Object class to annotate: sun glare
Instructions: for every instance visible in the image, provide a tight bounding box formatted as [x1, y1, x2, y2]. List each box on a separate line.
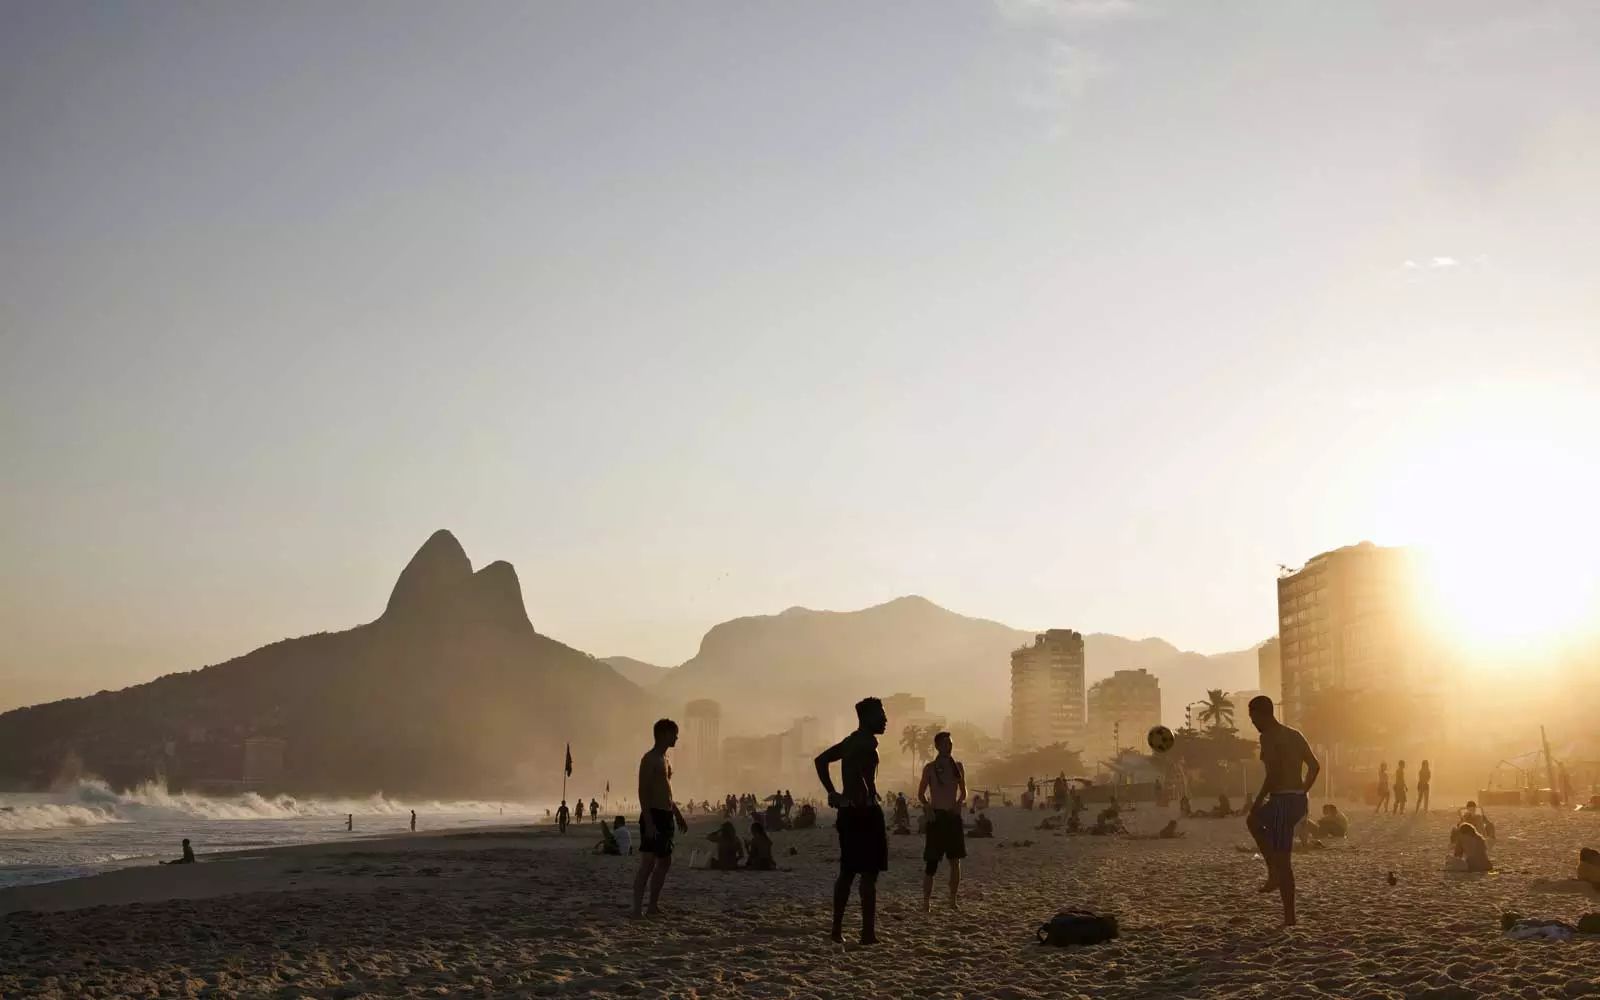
[1368, 392, 1600, 654]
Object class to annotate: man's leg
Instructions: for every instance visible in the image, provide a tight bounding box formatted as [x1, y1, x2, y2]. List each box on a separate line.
[1246, 808, 1276, 890]
[646, 853, 671, 913]
[922, 861, 936, 912]
[948, 858, 961, 909]
[859, 872, 879, 944]
[631, 854, 657, 917]
[1268, 849, 1296, 925]
[831, 870, 854, 941]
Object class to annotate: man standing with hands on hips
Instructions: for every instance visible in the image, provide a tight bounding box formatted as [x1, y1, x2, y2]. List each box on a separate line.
[917, 730, 967, 912]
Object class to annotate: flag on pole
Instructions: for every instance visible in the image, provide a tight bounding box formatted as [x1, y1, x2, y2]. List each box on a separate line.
[564, 743, 573, 778]
[605, 780, 610, 795]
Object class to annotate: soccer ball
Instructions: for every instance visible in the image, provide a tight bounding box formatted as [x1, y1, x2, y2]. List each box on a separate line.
[1147, 725, 1176, 754]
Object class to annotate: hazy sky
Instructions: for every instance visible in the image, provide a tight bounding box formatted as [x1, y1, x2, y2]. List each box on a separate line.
[4, 1, 1599, 709]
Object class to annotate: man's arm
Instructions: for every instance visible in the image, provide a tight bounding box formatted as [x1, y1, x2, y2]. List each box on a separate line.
[638, 755, 656, 834]
[956, 762, 967, 808]
[916, 763, 932, 807]
[1298, 732, 1321, 793]
[814, 734, 854, 804]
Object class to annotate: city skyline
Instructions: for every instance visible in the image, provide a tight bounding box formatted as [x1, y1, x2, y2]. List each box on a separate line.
[5, 1, 1599, 706]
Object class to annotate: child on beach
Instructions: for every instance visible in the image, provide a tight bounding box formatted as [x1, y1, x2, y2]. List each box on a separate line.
[1450, 823, 1492, 872]
[707, 821, 744, 870]
[746, 820, 776, 871]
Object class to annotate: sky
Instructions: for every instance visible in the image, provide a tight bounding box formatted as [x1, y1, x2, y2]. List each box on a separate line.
[3, 0, 1599, 710]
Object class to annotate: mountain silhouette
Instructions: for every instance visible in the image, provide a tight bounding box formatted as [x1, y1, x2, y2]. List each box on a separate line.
[651, 596, 1261, 734]
[602, 656, 672, 688]
[0, 531, 652, 797]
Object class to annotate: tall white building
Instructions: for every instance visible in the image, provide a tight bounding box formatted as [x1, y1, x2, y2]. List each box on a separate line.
[680, 699, 722, 796]
[1009, 630, 1086, 750]
[1085, 669, 1161, 764]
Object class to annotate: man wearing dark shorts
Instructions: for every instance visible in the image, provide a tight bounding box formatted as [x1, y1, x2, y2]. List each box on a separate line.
[1246, 695, 1320, 926]
[917, 730, 967, 912]
[632, 718, 688, 918]
[815, 696, 889, 945]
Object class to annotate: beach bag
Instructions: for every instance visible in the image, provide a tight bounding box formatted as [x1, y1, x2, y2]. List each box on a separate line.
[1037, 909, 1119, 947]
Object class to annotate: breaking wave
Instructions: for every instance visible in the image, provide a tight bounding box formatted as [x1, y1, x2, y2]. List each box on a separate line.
[0, 780, 524, 832]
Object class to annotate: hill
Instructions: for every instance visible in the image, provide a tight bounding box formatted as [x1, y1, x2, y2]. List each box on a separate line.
[0, 531, 654, 798]
[650, 596, 1263, 734]
[602, 656, 673, 688]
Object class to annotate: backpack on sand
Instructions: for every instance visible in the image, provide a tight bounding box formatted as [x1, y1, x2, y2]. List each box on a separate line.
[1037, 909, 1119, 947]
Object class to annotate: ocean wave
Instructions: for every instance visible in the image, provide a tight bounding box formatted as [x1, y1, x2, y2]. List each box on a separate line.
[0, 780, 528, 828]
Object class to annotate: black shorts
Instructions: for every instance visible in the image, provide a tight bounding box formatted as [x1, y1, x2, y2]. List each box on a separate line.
[836, 805, 888, 874]
[639, 809, 676, 857]
[923, 810, 966, 872]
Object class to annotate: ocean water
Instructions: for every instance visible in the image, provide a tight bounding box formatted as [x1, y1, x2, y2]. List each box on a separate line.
[0, 780, 550, 889]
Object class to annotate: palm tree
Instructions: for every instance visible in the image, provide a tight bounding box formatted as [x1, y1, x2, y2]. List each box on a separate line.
[900, 725, 930, 782]
[1197, 689, 1236, 732]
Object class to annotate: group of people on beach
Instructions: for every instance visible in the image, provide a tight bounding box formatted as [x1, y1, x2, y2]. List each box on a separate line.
[1373, 758, 1432, 814]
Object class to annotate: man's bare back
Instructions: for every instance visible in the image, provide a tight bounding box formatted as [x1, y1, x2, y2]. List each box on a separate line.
[1259, 723, 1315, 794]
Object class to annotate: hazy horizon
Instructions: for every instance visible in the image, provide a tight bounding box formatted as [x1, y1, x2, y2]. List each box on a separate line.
[5, 1, 1599, 707]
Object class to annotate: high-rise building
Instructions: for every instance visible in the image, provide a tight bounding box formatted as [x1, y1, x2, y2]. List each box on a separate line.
[1085, 669, 1161, 764]
[1009, 629, 1086, 750]
[1257, 636, 1281, 704]
[680, 699, 722, 795]
[1276, 542, 1438, 727]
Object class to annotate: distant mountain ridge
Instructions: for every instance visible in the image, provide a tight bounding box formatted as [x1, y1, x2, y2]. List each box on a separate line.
[602, 656, 672, 688]
[650, 595, 1262, 734]
[0, 531, 653, 797]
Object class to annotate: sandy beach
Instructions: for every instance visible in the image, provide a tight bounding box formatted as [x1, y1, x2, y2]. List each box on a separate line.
[2, 803, 1596, 999]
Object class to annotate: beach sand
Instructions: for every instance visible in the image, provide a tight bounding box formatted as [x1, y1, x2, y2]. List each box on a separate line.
[2, 804, 1596, 999]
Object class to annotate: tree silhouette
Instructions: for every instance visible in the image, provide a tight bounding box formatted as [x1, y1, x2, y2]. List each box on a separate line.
[1198, 689, 1236, 732]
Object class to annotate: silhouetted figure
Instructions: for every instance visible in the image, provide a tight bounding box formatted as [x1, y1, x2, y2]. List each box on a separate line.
[1317, 803, 1349, 838]
[746, 820, 776, 871]
[1416, 760, 1431, 814]
[346, 814, 353, 832]
[1245, 695, 1320, 927]
[161, 838, 196, 865]
[782, 789, 794, 819]
[576, 799, 586, 824]
[815, 696, 889, 946]
[1392, 760, 1407, 815]
[1214, 793, 1233, 818]
[707, 821, 745, 870]
[590, 798, 600, 823]
[1374, 762, 1390, 813]
[969, 812, 994, 838]
[1179, 794, 1192, 818]
[1451, 823, 1491, 872]
[890, 793, 910, 835]
[793, 803, 817, 829]
[917, 730, 967, 912]
[632, 718, 689, 918]
[410, 809, 417, 833]
[1053, 773, 1069, 812]
[1579, 847, 1600, 890]
[557, 800, 570, 834]
[1159, 819, 1183, 839]
[612, 815, 632, 856]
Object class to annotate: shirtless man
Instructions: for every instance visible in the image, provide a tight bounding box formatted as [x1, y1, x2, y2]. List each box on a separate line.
[1246, 695, 1320, 926]
[917, 730, 967, 912]
[632, 718, 689, 918]
[814, 696, 889, 945]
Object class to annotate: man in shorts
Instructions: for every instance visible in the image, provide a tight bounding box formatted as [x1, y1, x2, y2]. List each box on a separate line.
[917, 730, 967, 911]
[632, 718, 689, 918]
[814, 696, 889, 944]
[1246, 695, 1320, 926]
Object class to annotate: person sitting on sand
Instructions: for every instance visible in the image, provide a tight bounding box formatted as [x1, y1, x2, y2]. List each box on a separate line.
[970, 812, 994, 838]
[1579, 847, 1600, 889]
[793, 803, 817, 829]
[746, 820, 776, 871]
[160, 838, 196, 865]
[1213, 793, 1233, 818]
[1179, 795, 1192, 818]
[1317, 803, 1349, 839]
[1457, 801, 1495, 841]
[1159, 819, 1183, 839]
[598, 821, 623, 855]
[707, 821, 745, 870]
[1450, 823, 1492, 872]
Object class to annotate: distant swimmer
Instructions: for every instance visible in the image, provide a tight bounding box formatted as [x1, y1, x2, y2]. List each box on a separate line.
[632, 718, 689, 918]
[815, 696, 889, 945]
[1246, 695, 1320, 926]
[917, 730, 967, 912]
[160, 838, 197, 865]
[410, 809, 417, 833]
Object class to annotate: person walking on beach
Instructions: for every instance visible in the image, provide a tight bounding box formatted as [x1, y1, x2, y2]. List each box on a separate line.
[557, 800, 570, 834]
[917, 730, 967, 912]
[1246, 695, 1320, 927]
[1374, 762, 1390, 813]
[576, 799, 586, 824]
[1393, 760, 1407, 815]
[814, 696, 889, 945]
[590, 797, 600, 823]
[410, 809, 416, 833]
[1416, 760, 1431, 814]
[632, 718, 689, 918]
[346, 814, 353, 832]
